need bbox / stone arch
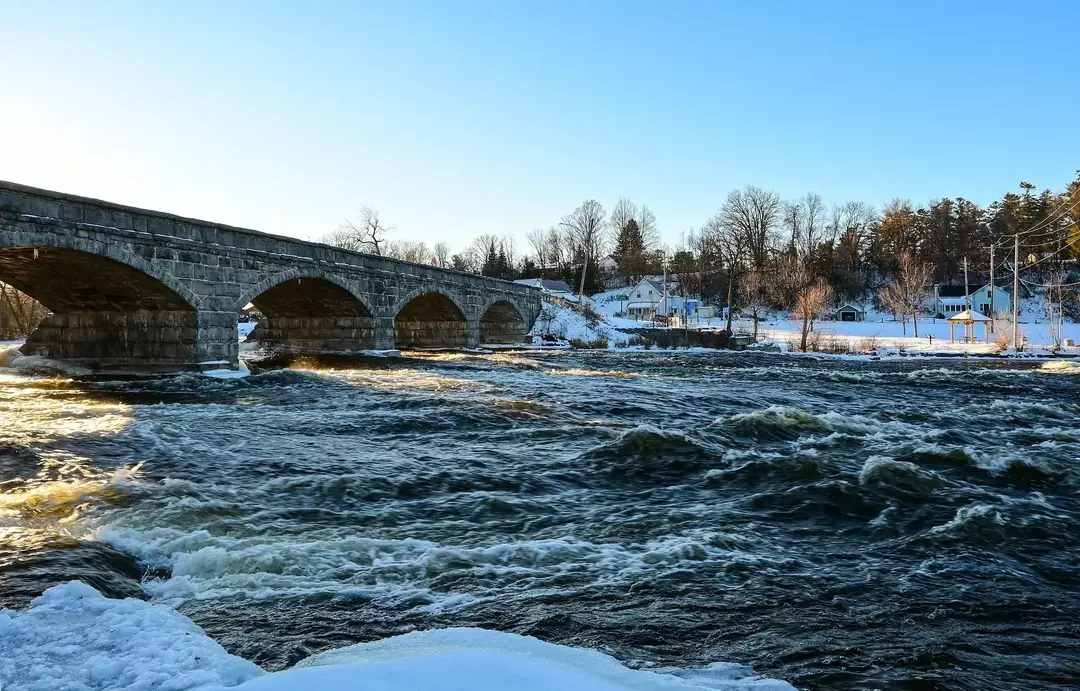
[0,236,201,311]
[393,289,471,349]
[478,299,528,344]
[234,269,374,316]
[240,271,377,353]
[0,244,200,368]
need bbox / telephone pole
[1012,232,1020,352]
[963,256,970,311]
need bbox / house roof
[937,284,1008,298]
[836,303,864,312]
[947,309,991,322]
[513,278,572,293]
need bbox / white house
[935,284,1011,318]
[625,278,683,321]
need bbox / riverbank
[2,350,1077,690]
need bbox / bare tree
[0,283,49,339]
[739,268,770,339]
[526,228,548,269]
[433,242,451,268]
[721,186,781,271]
[324,204,392,255]
[639,205,659,250]
[561,199,607,296]
[794,278,835,351]
[501,234,519,273]
[879,250,933,337]
[385,239,431,264]
[609,197,637,238]
[783,193,829,261]
[703,212,745,331]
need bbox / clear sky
[2,1,1077,250]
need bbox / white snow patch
[530,301,631,345]
[0,581,263,691]
[0,583,794,691]
[241,627,795,691]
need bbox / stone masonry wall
[0,180,541,369]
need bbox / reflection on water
[1,352,1078,690]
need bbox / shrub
[569,337,609,349]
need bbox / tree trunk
[752,311,759,339]
[724,264,735,332]
[912,312,919,338]
[800,314,810,351]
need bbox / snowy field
[0,582,794,691]
[745,315,1080,356]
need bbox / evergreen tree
[611,218,645,284]
[481,240,500,277]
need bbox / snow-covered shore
[0,582,794,691]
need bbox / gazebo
[947,309,992,343]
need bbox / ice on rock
[0,581,263,691]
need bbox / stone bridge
[0,181,541,371]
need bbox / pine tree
[611,219,645,284]
[481,240,500,277]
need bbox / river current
[1,350,1078,690]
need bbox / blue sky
[2,1,1077,249]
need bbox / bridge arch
[478,298,528,344]
[0,243,200,368]
[0,235,202,310]
[393,288,471,349]
[239,270,377,353]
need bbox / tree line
[326,173,1080,343]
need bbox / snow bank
[0,581,263,691]
[0,583,794,691]
[240,627,794,691]
[531,301,631,345]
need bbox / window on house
[636,292,640,298]
[987,290,992,298]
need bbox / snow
[530,301,632,345]
[0,581,263,691]
[237,322,256,339]
[241,627,795,691]
[747,314,1080,357]
[0,582,794,691]
[0,343,92,376]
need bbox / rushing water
[1,350,1079,690]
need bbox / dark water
[2,351,1079,690]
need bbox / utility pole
[963,256,970,311]
[1012,232,1020,352]
[989,244,995,332]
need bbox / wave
[575,426,724,483]
[97,523,780,609]
[715,405,916,442]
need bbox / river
[1,350,1078,690]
